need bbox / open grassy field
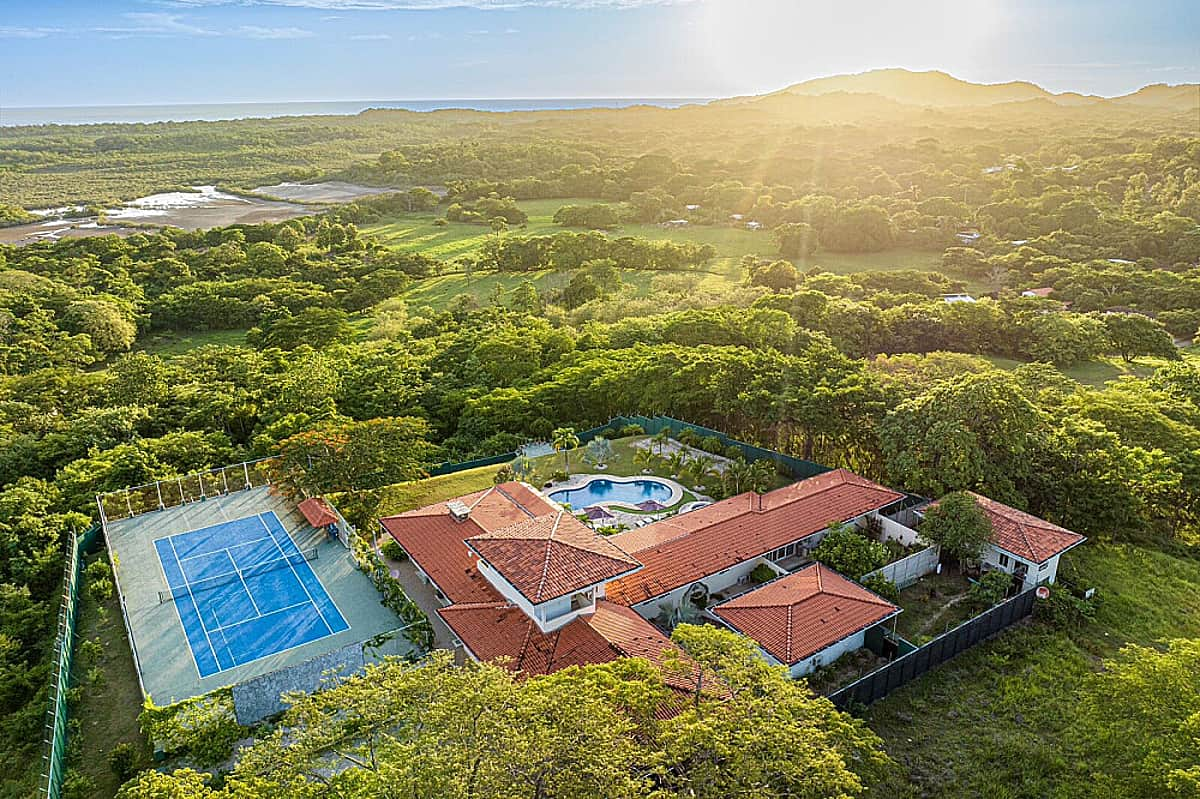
[364,197,948,293]
[980,351,1194,388]
[865,542,1200,798]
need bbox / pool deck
[104,486,401,705]
[546,473,686,510]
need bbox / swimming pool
[549,476,677,509]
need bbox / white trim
[166,536,221,673]
[257,513,333,636]
[154,536,204,678]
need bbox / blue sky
[1,0,1196,106]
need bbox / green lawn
[365,198,949,299]
[865,542,1200,798]
[892,569,977,645]
[980,353,1172,388]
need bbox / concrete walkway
[381,555,458,652]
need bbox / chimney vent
[447,500,471,522]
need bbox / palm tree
[552,427,580,473]
[748,459,776,493]
[722,458,756,495]
[682,454,716,486]
[509,455,534,481]
[633,447,658,473]
[651,427,671,456]
[664,451,689,478]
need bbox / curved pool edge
[546,473,685,510]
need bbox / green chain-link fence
[41,523,101,799]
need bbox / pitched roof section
[438,599,696,688]
[467,511,642,603]
[711,564,899,665]
[968,492,1086,563]
[379,482,557,605]
[606,469,903,606]
[298,497,338,528]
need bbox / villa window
[1039,561,1050,572]
[999,554,1011,568]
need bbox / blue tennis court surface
[154,511,350,678]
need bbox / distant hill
[717,68,1198,114]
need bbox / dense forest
[1,73,1198,798]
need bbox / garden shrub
[551,469,568,482]
[381,538,408,563]
[724,445,743,460]
[108,742,138,782]
[350,531,434,652]
[140,689,243,766]
[969,569,1012,609]
[1034,586,1096,630]
[861,574,900,603]
[618,423,645,436]
[699,435,724,454]
[750,563,776,583]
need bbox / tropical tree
[583,436,614,468]
[509,455,534,480]
[632,446,659,472]
[682,454,716,486]
[811,523,889,579]
[919,491,994,568]
[664,450,690,478]
[552,427,580,472]
[722,458,757,494]
[652,427,672,455]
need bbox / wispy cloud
[349,32,392,39]
[98,12,218,37]
[0,26,64,39]
[169,0,692,9]
[234,24,316,38]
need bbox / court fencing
[156,545,320,604]
[41,523,102,799]
[826,587,1037,710]
[97,457,279,524]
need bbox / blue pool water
[549,478,674,508]
[153,511,348,678]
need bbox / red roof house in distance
[712,563,900,677]
[606,469,903,615]
[963,492,1086,590]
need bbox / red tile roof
[467,511,642,603]
[298,497,338,528]
[968,492,1086,563]
[711,564,899,665]
[606,469,903,606]
[438,599,696,689]
[380,482,557,604]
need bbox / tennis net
[158,547,319,604]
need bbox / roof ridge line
[467,486,496,511]
[531,511,564,601]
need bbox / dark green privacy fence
[42,524,102,799]
[581,415,830,480]
[827,587,1037,710]
[427,415,831,481]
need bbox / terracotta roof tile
[298,497,338,528]
[379,482,556,605]
[438,599,693,684]
[712,564,899,665]
[467,511,642,603]
[607,469,902,606]
[968,492,1086,563]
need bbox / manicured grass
[864,542,1200,798]
[370,465,502,517]
[66,554,151,798]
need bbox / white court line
[209,599,315,634]
[167,536,222,673]
[207,599,239,669]
[176,535,273,562]
[154,537,203,678]
[256,513,334,636]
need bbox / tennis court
[154,511,350,678]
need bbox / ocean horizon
[0,98,710,127]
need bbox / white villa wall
[476,558,596,632]
[861,546,941,589]
[982,545,1061,589]
[789,630,867,678]
[870,513,922,546]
